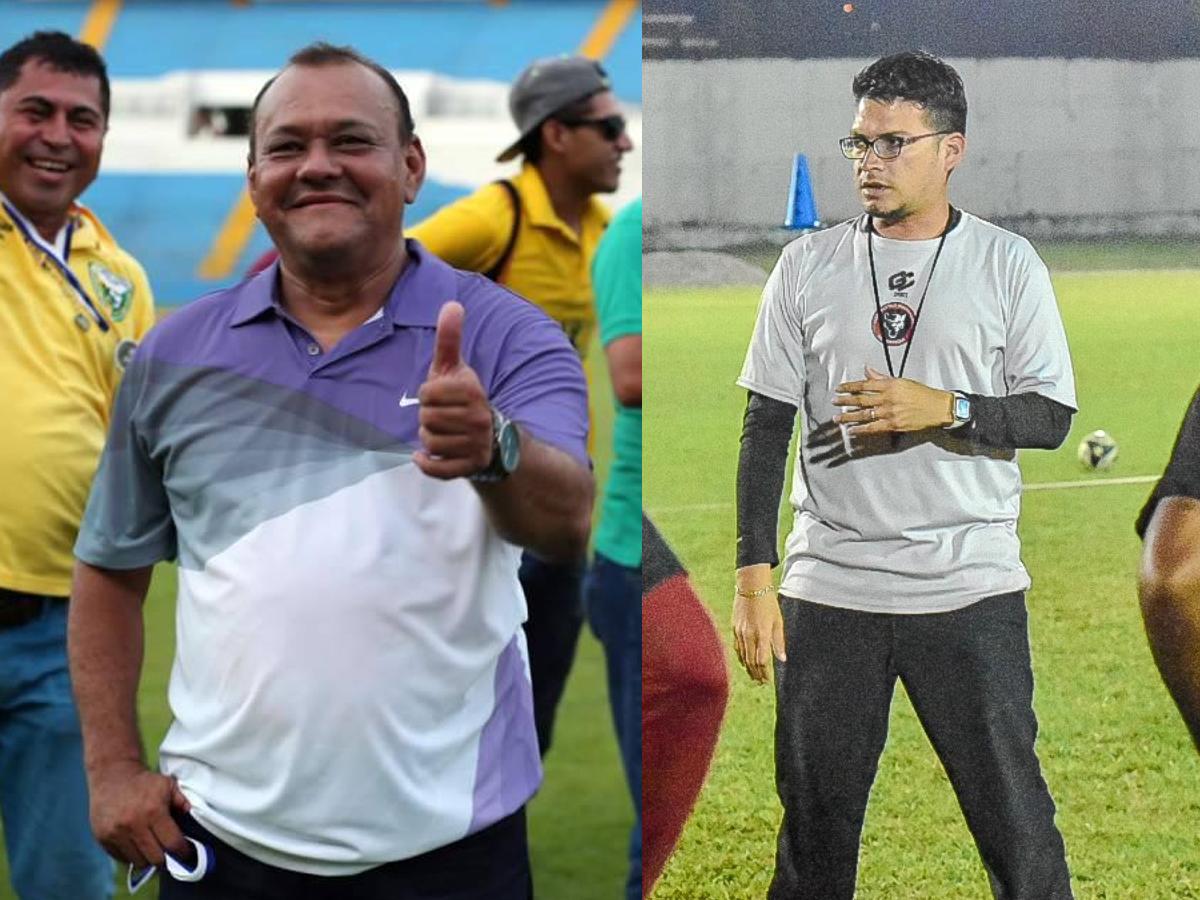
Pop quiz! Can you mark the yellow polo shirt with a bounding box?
[0,201,155,596]
[408,163,611,359]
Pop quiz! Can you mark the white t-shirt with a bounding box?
[738,211,1076,613]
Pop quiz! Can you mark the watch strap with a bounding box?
[469,406,514,483]
[945,391,971,430]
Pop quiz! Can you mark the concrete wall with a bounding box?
[645,58,1200,234]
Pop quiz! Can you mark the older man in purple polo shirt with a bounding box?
[66,43,592,900]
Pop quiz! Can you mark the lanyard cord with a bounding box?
[866,205,956,379]
[2,201,111,332]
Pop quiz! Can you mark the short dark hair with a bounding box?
[852,51,966,135]
[248,42,415,160]
[0,31,110,120]
[517,91,601,164]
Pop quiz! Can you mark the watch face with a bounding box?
[498,420,521,473]
[954,396,971,421]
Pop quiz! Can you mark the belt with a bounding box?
[0,589,61,631]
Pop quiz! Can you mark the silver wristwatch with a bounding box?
[469,407,521,483]
[946,391,972,429]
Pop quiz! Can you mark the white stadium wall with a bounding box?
[103,70,642,205]
[645,58,1200,237]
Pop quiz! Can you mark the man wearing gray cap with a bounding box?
[410,54,634,758]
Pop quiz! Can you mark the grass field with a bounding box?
[0,348,631,900]
[645,254,1200,898]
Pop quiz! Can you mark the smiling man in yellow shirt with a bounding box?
[410,55,629,357]
[0,30,155,899]
[411,55,633,756]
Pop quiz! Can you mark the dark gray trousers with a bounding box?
[769,592,1072,900]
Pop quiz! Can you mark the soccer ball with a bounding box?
[1077,430,1118,471]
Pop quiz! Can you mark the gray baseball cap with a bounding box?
[496,55,612,163]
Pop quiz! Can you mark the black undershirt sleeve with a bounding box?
[961,391,1074,451]
[643,514,685,593]
[1136,386,1200,538]
[736,391,798,569]
[736,390,1071,565]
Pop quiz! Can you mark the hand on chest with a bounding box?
[805,245,1007,387]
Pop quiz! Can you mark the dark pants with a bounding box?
[770,593,1073,900]
[519,552,585,756]
[584,553,642,900]
[159,807,532,900]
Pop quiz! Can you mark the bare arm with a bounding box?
[69,561,191,868]
[415,301,593,562]
[69,562,151,772]
[475,432,594,562]
[604,334,641,408]
[1138,496,1200,752]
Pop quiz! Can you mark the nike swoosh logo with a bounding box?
[398,394,420,408]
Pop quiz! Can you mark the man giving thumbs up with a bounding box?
[416,299,594,560]
[70,43,591,899]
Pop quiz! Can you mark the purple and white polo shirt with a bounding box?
[75,241,589,875]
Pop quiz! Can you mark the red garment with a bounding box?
[642,518,729,895]
[246,248,278,277]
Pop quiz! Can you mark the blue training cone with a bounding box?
[784,152,820,229]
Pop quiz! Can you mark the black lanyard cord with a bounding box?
[866,206,956,379]
[2,201,111,333]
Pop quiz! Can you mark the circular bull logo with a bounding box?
[871,301,915,347]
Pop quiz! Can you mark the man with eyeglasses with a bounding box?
[733,51,1076,898]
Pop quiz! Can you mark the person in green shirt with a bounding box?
[585,196,641,900]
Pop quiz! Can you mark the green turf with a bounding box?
[645,268,1200,898]
[0,342,632,899]
[1037,238,1200,272]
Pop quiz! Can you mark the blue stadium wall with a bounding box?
[0,1,642,303]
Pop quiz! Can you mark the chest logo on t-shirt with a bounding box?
[887,270,916,294]
[871,301,916,346]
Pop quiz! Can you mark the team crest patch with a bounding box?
[114,339,138,372]
[88,262,134,323]
[872,301,916,346]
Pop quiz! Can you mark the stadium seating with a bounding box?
[1,1,641,302]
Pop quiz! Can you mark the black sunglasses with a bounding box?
[557,114,626,142]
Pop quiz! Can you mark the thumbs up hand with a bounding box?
[414,302,495,479]
[429,298,464,376]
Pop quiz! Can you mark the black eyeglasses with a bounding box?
[839,131,952,160]
[558,114,627,142]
